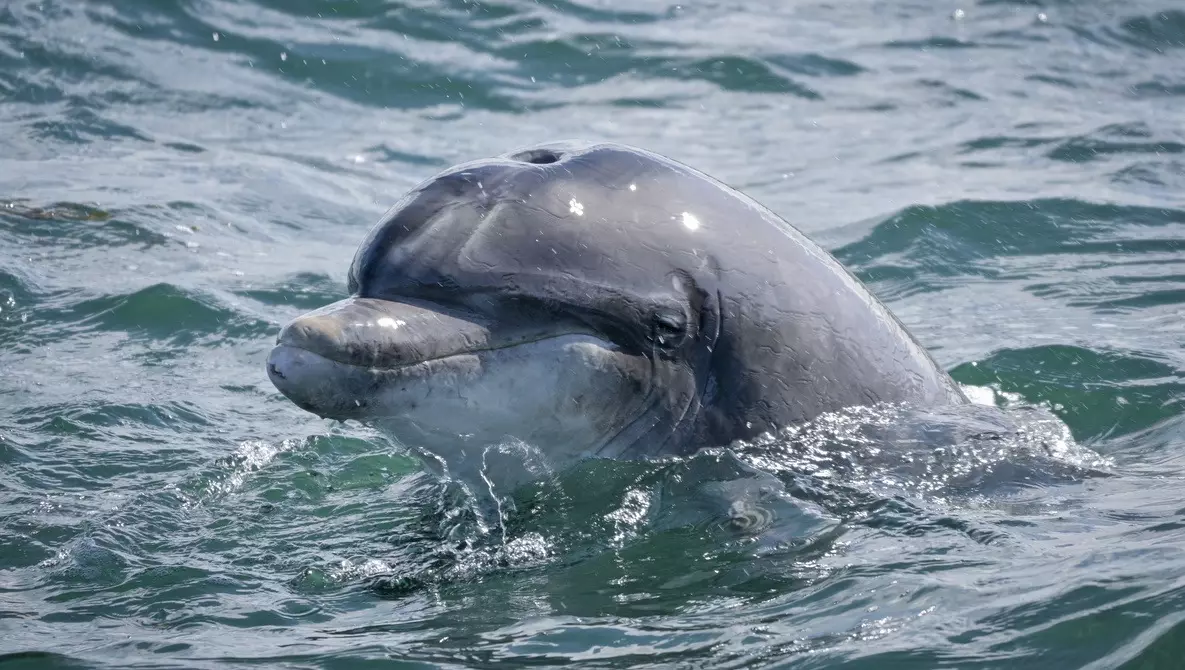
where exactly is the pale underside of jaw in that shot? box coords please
[271,330,661,488]
[271,331,637,419]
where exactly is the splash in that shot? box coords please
[731,398,1113,508]
[177,437,304,507]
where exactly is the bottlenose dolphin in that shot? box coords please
[266,140,966,492]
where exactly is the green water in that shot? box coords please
[3,1,1185,667]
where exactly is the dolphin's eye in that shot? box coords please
[651,311,688,351]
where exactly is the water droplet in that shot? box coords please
[280,52,288,61]
[212,32,220,42]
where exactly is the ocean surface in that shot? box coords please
[3,0,1185,667]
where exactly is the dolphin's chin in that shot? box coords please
[267,329,655,435]
[265,291,667,484]
[266,341,483,422]
[266,343,365,421]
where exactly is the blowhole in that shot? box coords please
[513,149,562,165]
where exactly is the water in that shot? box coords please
[3,0,1185,667]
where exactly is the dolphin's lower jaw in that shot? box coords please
[266,307,660,465]
[267,336,672,457]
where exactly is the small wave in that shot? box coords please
[655,55,822,98]
[1108,10,1185,51]
[492,33,665,91]
[28,105,153,146]
[532,0,669,26]
[1,279,281,363]
[1048,122,1185,164]
[65,283,274,346]
[233,272,346,310]
[884,36,978,50]
[0,200,172,251]
[951,344,1185,442]
[834,198,1185,303]
[13,401,213,446]
[1131,78,1185,98]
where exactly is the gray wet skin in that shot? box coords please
[267,140,966,490]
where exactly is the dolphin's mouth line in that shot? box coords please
[276,328,607,372]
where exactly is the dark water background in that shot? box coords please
[3,0,1185,667]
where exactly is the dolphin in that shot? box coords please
[266,140,966,493]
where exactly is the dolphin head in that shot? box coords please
[267,141,726,483]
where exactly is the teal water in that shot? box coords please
[3,1,1185,667]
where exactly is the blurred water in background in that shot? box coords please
[2,1,1185,667]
